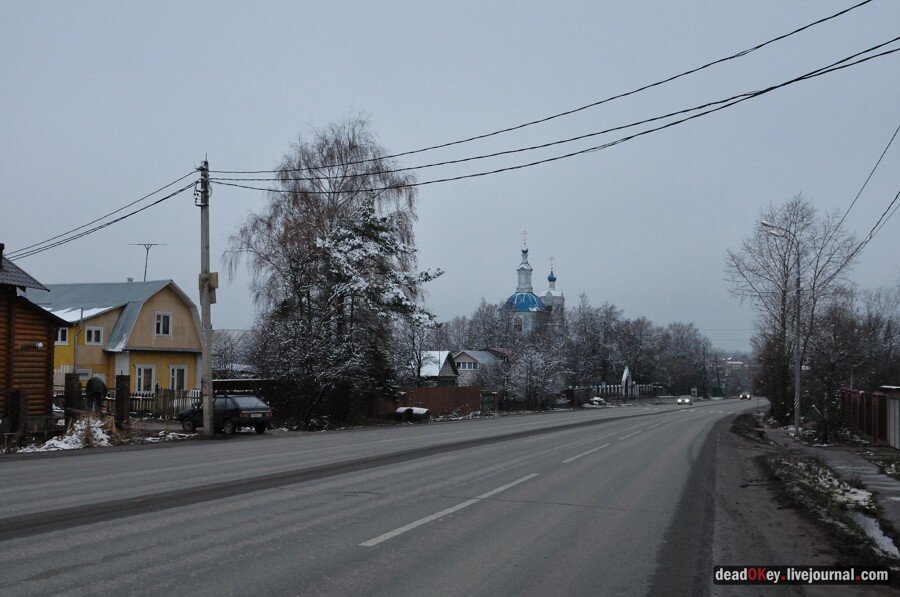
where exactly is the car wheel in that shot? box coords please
[181,419,196,433]
[254,425,266,435]
[222,419,236,435]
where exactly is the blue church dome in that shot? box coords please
[503,292,546,312]
[547,271,557,282]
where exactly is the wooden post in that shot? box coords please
[64,372,81,427]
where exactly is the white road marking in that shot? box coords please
[562,443,611,464]
[360,473,539,547]
[619,430,642,440]
[645,423,661,430]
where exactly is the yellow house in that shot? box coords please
[24,280,202,392]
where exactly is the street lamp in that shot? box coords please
[760,220,802,436]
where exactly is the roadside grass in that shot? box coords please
[764,452,900,582]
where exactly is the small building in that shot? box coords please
[416,350,459,386]
[453,349,505,386]
[24,279,203,393]
[0,244,68,433]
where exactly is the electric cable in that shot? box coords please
[11,181,197,260]
[209,0,877,175]
[7,171,198,259]
[210,42,900,195]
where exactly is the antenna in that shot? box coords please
[129,243,166,281]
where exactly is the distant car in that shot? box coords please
[177,394,272,434]
[676,395,693,406]
[740,392,752,400]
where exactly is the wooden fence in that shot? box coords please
[841,389,889,444]
[53,388,201,420]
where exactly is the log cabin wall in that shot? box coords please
[13,297,55,418]
[1,288,57,424]
[0,286,13,415]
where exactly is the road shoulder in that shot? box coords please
[649,413,895,596]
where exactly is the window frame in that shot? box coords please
[155,312,172,337]
[169,365,187,390]
[135,364,156,393]
[55,327,69,345]
[85,326,103,345]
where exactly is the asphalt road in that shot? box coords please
[0,398,759,596]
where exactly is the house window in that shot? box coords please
[55,328,69,344]
[169,366,187,390]
[455,361,478,370]
[135,365,156,392]
[76,368,92,382]
[86,326,103,345]
[155,312,172,336]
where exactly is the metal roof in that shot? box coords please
[418,350,456,378]
[453,350,500,365]
[22,280,200,353]
[0,255,47,290]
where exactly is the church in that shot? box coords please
[500,242,564,333]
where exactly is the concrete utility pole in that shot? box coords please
[198,159,216,436]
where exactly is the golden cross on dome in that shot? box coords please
[522,230,528,247]
[550,256,555,271]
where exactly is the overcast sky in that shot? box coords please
[3,1,899,352]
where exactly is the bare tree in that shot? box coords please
[726,194,857,422]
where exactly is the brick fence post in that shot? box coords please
[115,375,131,429]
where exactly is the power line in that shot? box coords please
[11,182,197,260]
[211,36,900,186]
[836,120,900,230]
[209,0,876,175]
[7,171,197,259]
[210,42,900,195]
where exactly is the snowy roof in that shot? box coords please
[502,292,546,313]
[417,350,456,378]
[454,350,500,366]
[0,253,47,290]
[543,289,563,298]
[22,280,200,353]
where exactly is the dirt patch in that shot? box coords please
[706,416,899,594]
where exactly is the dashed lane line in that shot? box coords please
[619,430,642,440]
[360,473,540,547]
[562,443,612,464]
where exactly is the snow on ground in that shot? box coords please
[778,457,875,511]
[19,417,112,452]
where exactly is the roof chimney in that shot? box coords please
[126,277,134,283]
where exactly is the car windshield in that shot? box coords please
[231,395,267,409]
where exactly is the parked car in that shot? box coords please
[676,395,693,406]
[177,394,272,434]
[740,392,752,400]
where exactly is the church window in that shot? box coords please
[514,317,523,332]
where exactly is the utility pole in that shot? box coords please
[129,243,165,281]
[198,159,216,437]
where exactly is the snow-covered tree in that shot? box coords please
[226,117,439,427]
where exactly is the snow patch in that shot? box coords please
[19,417,112,452]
